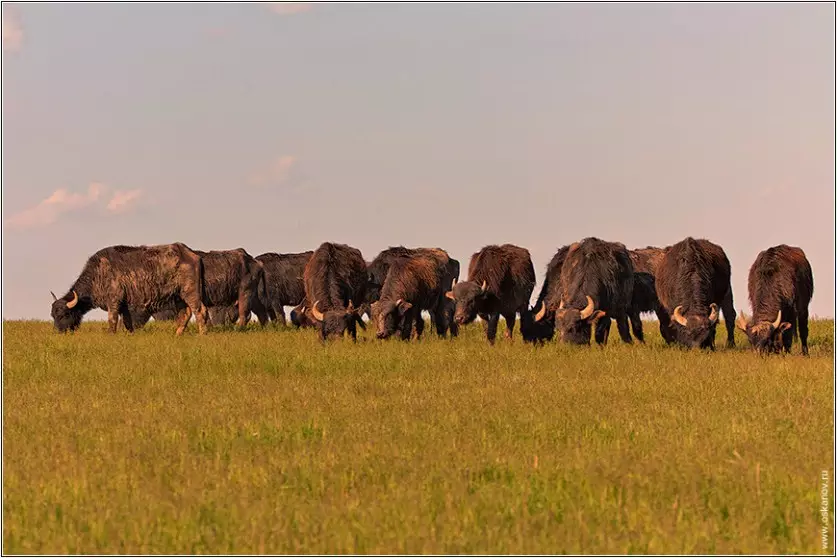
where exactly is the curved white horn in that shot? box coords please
[579,296,596,320]
[66,290,79,309]
[772,309,782,329]
[480,280,487,292]
[535,303,547,322]
[735,310,748,332]
[311,301,325,322]
[672,305,687,326]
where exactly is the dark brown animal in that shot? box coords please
[655,237,736,350]
[303,242,368,341]
[255,251,312,326]
[521,245,569,344]
[445,244,535,344]
[49,243,208,335]
[736,245,813,355]
[538,238,634,345]
[367,246,460,338]
[191,248,267,329]
[370,251,449,340]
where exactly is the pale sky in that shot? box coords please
[3,2,835,320]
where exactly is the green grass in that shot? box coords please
[3,318,834,554]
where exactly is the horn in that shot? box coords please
[445,291,455,300]
[50,291,57,301]
[579,295,596,320]
[735,310,748,332]
[311,301,324,322]
[66,290,79,309]
[480,280,487,292]
[396,298,403,306]
[672,305,687,326]
[451,278,457,289]
[708,303,719,324]
[772,310,782,329]
[535,303,547,322]
[558,300,565,309]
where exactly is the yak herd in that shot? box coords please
[49,237,815,355]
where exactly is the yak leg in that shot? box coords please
[615,314,633,344]
[400,309,415,341]
[237,293,251,329]
[721,287,736,348]
[629,310,644,343]
[503,311,516,340]
[107,306,120,334]
[413,311,425,340]
[175,306,193,336]
[594,318,611,345]
[798,306,810,356]
[485,312,500,345]
[120,305,135,333]
[272,305,287,327]
[249,298,269,328]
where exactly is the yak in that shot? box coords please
[655,237,736,350]
[303,242,368,341]
[736,244,813,355]
[445,244,535,344]
[50,243,208,335]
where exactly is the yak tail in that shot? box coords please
[257,265,267,303]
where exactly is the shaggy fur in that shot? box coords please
[367,246,460,338]
[448,244,535,344]
[255,251,312,326]
[554,238,635,346]
[50,243,208,335]
[738,245,813,355]
[193,248,267,329]
[371,253,448,340]
[302,242,368,341]
[627,246,668,343]
[655,237,736,350]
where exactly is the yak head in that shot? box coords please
[310,300,365,341]
[670,303,719,349]
[554,295,606,345]
[445,279,489,325]
[370,298,412,340]
[736,310,791,354]
[50,290,86,332]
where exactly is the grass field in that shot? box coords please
[3,318,834,554]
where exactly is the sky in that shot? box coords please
[2,2,835,320]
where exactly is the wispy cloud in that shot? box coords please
[6,183,146,230]
[249,155,298,186]
[2,9,23,52]
[107,189,143,213]
[268,3,313,16]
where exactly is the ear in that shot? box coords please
[445,291,455,300]
[397,300,413,315]
[587,310,606,323]
[777,321,792,333]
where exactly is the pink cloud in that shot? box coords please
[249,155,298,186]
[6,183,105,230]
[107,189,143,213]
[2,9,23,52]
[6,183,146,230]
[268,3,313,16]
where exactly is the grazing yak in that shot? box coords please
[254,251,313,326]
[303,242,368,341]
[536,238,634,346]
[736,245,813,355]
[446,244,535,344]
[50,243,208,335]
[367,246,460,339]
[655,237,736,350]
[370,249,452,340]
